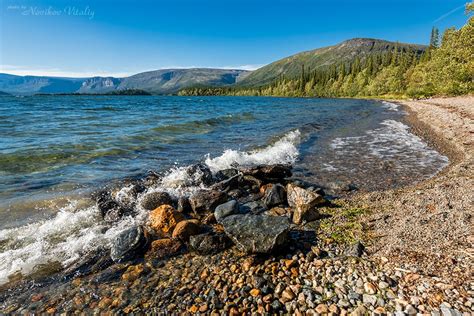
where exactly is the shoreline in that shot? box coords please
[0,96,472,314]
[346,96,473,294]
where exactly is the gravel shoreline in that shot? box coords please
[0,96,472,314]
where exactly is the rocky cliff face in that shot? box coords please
[78,77,122,93]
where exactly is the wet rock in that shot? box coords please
[141,191,173,210]
[142,170,162,187]
[287,183,325,224]
[189,233,232,255]
[148,205,184,234]
[262,184,286,208]
[345,241,365,257]
[186,163,214,186]
[110,226,148,262]
[215,200,239,222]
[147,238,182,259]
[103,208,125,222]
[215,168,239,181]
[171,219,202,241]
[189,189,228,213]
[211,173,242,192]
[241,164,292,182]
[220,214,290,254]
[177,196,192,213]
[96,190,131,221]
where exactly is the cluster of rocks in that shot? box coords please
[2,163,471,314]
[100,163,329,263]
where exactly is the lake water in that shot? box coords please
[0,95,448,285]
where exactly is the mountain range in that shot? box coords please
[0,38,426,95]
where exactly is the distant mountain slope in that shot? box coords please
[0,73,85,94]
[0,68,250,95]
[237,38,427,87]
[119,68,250,94]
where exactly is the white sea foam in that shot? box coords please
[381,101,400,112]
[0,200,147,285]
[330,119,449,172]
[205,130,301,173]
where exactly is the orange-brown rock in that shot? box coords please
[148,238,182,259]
[172,219,202,241]
[149,204,184,234]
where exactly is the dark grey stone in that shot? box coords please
[110,226,148,262]
[189,233,232,255]
[215,200,239,222]
[220,214,290,254]
[263,183,287,208]
[140,191,173,210]
[189,189,228,213]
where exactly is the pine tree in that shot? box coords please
[430,27,440,48]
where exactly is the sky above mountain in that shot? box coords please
[1,0,470,77]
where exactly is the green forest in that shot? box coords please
[179,6,473,98]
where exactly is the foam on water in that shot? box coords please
[381,101,401,112]
[331,119,449,172]
[0,130,302,285]
[205,130,301,173]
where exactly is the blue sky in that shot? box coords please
[0,0,471,77]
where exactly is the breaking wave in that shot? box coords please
[205,130,301,173]
[0,130,302,285]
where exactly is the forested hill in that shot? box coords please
[179,7,473,98]
[237,38,426,87]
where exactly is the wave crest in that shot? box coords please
[205,130,301,173]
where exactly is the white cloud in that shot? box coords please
[220,64,264,71]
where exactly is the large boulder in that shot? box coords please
[189,233,232,255]
[148,204,184,234]
[189,189,228,213]
[214,200,239,222]
[262,184,287,208]
[110,226,148,262]
[220,214,290,254]
[287,183,325,224]
[241,164,292,182]
[171,219,203,241]
[141,191,173,210]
